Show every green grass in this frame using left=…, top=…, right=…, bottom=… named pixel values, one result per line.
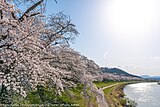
left=26, top=84, right=83, bottom=105
left=94, top=81, right=128, bottom=107
left=94, top=81, right=118, bottom=88
left=10, top=84, right=98, bottom=107
left=103, top=86, right=116, bottom=107
left=103, top=86, right=114, bottom=95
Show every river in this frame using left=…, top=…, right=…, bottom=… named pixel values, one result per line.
left=124, top=82, right=160, bottom=107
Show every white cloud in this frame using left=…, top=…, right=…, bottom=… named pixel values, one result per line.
left=151, top=56, right=160, bottom=60
left=103, top=50, right=109, bottom=59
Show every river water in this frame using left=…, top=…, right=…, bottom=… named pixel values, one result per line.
left=124, top=82, right=160, bottom=107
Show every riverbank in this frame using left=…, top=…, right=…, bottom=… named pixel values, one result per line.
left=103, top=82, right=127, bottom=107
left=112, top=81, right=152, bottom=107
left=94, top=81, right=142, bottom=107
left=94, top=81, right=127, bottom=107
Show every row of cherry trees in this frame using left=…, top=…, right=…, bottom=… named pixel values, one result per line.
left=0, top=0, right=101, bottom=103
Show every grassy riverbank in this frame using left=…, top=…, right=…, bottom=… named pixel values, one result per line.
left=94, top=81, right=118, bottom=88
left=94, top=81, right=134, bottom=107
left=104, top=82, right=127, bottom=107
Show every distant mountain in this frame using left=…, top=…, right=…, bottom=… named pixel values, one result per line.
left=140, top=75, right=151, bottom=78
left=152, top=76, right=160, bottom=78
left=101, top=67, right=140, bottom=78
left=140, top=75, right=160, bottom=80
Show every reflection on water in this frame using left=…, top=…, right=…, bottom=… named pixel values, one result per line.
left=124, top=82, right=160, bottom=107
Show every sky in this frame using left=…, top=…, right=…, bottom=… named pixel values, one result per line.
left=46, top=0, right=160, bottom=76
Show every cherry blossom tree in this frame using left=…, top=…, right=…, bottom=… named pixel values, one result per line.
left=0, top=0, right=101, bottom=104
left=48, top=47, right=101, bottom=86
left=0, top=0, right=50, bottom=100
left=0, top=0, right=76, bottom=100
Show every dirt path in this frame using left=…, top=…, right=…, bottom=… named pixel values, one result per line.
left=102, top=83, right=119, bottom=90
left=96, top=83, right=119, bottom=107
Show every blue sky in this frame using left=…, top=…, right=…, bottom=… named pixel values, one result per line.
left=46, top=0, right=160, bottom=76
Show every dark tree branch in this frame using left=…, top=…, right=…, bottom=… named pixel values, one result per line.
left=0, top=44, right=12, bottom=49
left=11, top=12, right=16, bottom=19
left=19, top=0, right=44, bottom=21
left=54, top=0, right=57, bottom=4
left=0, top=10, right=3, bottom=19
left=29, top=12, right=40, bottom=17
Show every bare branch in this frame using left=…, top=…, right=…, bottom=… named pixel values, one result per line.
left=19, top=0, right=44, bottom=21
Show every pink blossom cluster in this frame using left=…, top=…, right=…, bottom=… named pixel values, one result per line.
left=0, top=0, right=102, bottom=97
